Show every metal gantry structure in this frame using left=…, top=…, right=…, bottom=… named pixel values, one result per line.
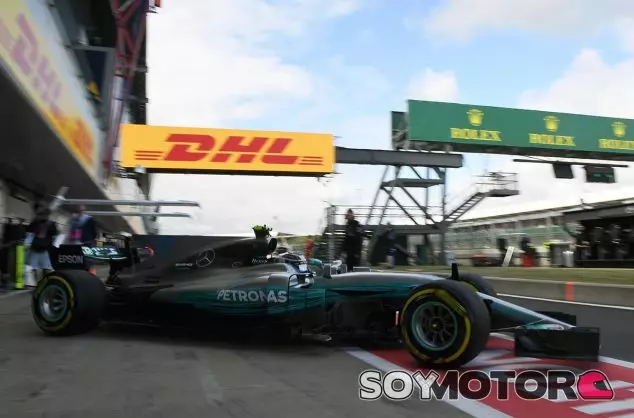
left=319, top=118, right=520, bottom=265
left=102, top=0, right=157, bottom=181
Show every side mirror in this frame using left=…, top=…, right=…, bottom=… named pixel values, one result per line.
left=290, top=273, right=313, bottom=288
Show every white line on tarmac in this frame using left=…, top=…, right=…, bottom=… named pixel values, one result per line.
left=490, top=332, right=634, bottom=369
left=0, top=290, right=31, bottom=300
left=499, top=293, right=634, bottom=311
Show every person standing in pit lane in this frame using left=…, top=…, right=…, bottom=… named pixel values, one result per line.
left=67, top=206, right=99, bottom=274
left=67, top=206, right=98, bottom=246
left=341, top=209, right=364, bottom=272
left=24, top=208, right=59, bottom=287
left=383, top=222, right=397, bottom=268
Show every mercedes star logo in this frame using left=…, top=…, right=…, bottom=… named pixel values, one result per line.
left=195, top=250, right=215, bottom=268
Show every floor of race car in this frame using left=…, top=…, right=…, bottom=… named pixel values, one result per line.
left=1, top=291, right=634, bottom=418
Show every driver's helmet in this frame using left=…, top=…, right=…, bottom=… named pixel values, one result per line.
left=275, top=246, right=289, bottom=254
left=279, top=252, right=306, bottom=265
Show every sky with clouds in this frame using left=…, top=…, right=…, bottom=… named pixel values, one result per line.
left=142, top=0, right=634, bottom=235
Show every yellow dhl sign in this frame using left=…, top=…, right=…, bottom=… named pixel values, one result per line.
left=0, top=1, right=97, bottom=176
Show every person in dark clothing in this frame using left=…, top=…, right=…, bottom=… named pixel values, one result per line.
left=25, top=208, right=59, bottom=285
left=341, top=209, right=363, bottom=272
left=67, top=206, right=99, bottom=274
left=383, top=222, right=397, bottom=268
left=67, top=206, right=98, bottom=245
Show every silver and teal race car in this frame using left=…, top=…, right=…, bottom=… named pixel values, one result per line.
left=32, top=234, right=600, bottom=369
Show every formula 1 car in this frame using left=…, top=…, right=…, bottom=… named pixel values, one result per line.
left=32, top=234, right=600, bottom=369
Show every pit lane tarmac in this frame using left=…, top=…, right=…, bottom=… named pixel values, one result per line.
left=2, top=292, right=634, bottom=418
left=0, top=292, right=468, bottom=418
left=361, top=295, right=634, bottom=417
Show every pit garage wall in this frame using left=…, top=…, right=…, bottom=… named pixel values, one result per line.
left=1, top=1, right=150, bottom=236
left=0, top=175, right=145, bottom=240
left=0, top=179, right=72, bottom=236
left=41, top=0, right=149, bottom=234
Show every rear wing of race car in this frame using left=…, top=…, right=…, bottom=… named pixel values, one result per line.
left=50, top=244, right=128, bottom=271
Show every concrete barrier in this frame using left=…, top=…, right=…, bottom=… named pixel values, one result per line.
left=567, top=281, right=634, bottom=307
left=421, top=271, right=634, bottom=307
left=485, top=276, right=634, bottom=307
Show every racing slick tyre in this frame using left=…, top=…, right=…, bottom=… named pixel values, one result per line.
left=31, top=270, right=107, bottom=336
left=456, top=272, right=497, bottom=297
left=400, top=280, right=490, bottom=369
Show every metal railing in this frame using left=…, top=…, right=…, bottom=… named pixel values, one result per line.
left=322, top=205, right=439, bottom=230
left=445, top=172, right=519, bottom=216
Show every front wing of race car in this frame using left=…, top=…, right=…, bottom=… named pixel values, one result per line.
left=481, top=293, right=601, bottom=361
left=514, top=325, right=601, bottom=361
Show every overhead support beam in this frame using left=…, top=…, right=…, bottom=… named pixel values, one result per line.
left=329, top=224, right=439, bottom=235
left=335, top=147, right=463, bottom=168
left=381, top=178, right=444, bottom=188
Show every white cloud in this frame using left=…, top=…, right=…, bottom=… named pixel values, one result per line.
left=407, top=68, right=460, bottom=102
left=147, top=0, right=326, bottom=127
left=517, top=49, right=634, bottom=118
left=615, top=18, right=634, bottom=53
left=419, top=0, right=634, bottom=43
left=146, top=0, right=379, bottom=235
left=466, top=48, right=634, bottom=218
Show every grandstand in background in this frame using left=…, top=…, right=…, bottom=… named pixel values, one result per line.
left=437, top=190, right=634, bottom=263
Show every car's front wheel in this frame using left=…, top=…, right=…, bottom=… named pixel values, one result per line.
left=400, top=280, right=491, bottom=369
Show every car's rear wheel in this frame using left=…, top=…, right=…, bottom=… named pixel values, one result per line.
left=400, top=280, right=490, bottom=369
left=32, top=270, right=107, bottom=336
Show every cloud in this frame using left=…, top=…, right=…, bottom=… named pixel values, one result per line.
left=147, top=0, right=328, bottom=127
left=615, top=18, right=634, bottom=53
left=418, top=0, right=634, bottom=43
left=407, top=68, right=460, bottom=102
left=146, top=0, right=377, bottom=235
left=517, top=49, right=634, bottom=118
left=466, top=48, right=634, bottom=218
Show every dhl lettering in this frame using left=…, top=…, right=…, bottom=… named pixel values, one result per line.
left=11, top=14, right=38, bottom=76
left=163, top=134, right=215, bottom=161
left=450, top=128, right=501, bottom=142
left=528, top=133, right=575, bottom=147
left=212, top=136, right=270, bottom=163
left=598, top=139, right=634, bottom=150
left=148, top=134, right=310, bottom=165
left=4, top=13, right=93, bottom=165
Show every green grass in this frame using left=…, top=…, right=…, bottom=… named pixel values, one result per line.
left=387, top=265, right=634, bottom=286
